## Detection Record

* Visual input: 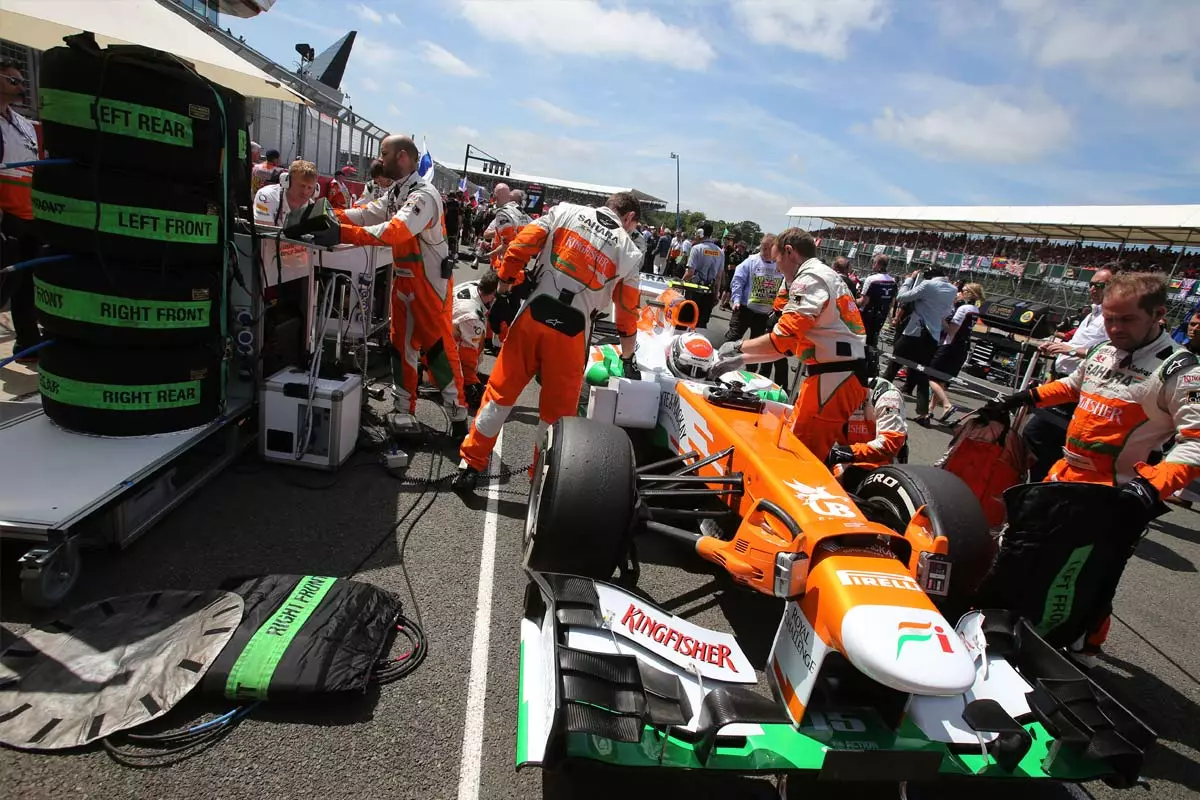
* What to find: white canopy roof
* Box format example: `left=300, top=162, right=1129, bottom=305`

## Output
left=1, top=0, right=306, bottom=104
left=784, top=204, right=1200, bottom=246
left=465, top=168, right=665, bottom=204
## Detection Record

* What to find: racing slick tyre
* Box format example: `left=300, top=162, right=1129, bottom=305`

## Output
left=34, top=257, right=223, bottom=347
left=32, top=165, right=225, bottom=269
left=853, top=465, right=993, bottom=616
left=39, top=339, right=224, bottom=436
left=38, top=43, right=250, bottom=199
left=524, top=417, right=637, bottom=580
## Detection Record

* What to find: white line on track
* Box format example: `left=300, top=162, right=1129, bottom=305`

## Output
left=456, top=430, right=503, bottom=800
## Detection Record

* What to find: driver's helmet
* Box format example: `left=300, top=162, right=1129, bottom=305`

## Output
left=666, top=332, right=716, bottom=380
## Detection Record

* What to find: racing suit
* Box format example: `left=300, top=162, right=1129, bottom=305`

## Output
left=1029, top=330, right=1200, bottom=496
left=768, top=257, right=868, bottom=461
left=326, top=177, right=351, bottom=209
left=485, top=200, right=532, bottom=270
left=846, top=377, right=907, bottom=465
left=452, top=279, right=490, bottom=387
left=459, top=202, right=643, bottom=471
left=858, top=272, right=897, bottom=349
left=355, top=180, right=388, bottom=207
left=335, top=171, right=468, bottom=422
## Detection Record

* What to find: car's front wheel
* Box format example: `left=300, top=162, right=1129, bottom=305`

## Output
left=524, top=417, right=637, bottom=580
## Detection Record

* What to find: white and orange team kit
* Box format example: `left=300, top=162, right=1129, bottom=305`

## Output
left=1030, top=330, right=1200, bottom=495
left=846, top=377, right=907, bottom=465
left=486, top=201, right=532, bottom=269
left=768, top=257, right=869, bottom=460
left=459, top=202, right=643, bottom=471
left=335, top=172, right=468, bottom=423
left=451, top=279, right=489, bottom=386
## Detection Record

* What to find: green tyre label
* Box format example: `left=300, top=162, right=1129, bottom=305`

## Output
left=34, top=276, right=210, bottom=329
left=38, top=367, right=204, bottom=411
left=31, top=190, right=219, bottom=244
left=1037, top=544, right=1094, bottom=635
left=39, top=88, right=195, bottom=147
left=224, top=576, right=338, bottom=700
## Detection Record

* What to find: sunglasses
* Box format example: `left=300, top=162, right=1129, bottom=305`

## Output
left=1090, top=281, right=1107, bottom=289
left=2, top=75, right=26, bottom=87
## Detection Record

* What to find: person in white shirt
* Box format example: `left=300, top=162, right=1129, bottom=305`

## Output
left=1022, top=267, right=1113, bottom=480
left=926, top=283, right=984, bottom=423
left=252, top=160, right=319, bottom=227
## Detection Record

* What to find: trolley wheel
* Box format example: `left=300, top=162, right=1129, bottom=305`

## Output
left=19, top=541, right=82, bottom=608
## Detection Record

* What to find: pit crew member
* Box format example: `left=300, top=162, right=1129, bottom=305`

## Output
left=1021, top=267, right=1113, bottom=481
left=251, top=148, right=282, bottom=194
left=333, top=135, right=468, bottom=438
left=453, top=269, right=500, bottom=410
left=253, top=159, right=319, bottom=226
left=355, top=160, right=393, bottom=207
left=326, top=166, right=355, bottom=209
left=826, top=376, right=908, bottom=467
left=984, top=271, right=1200, bottom=659
left=0, top=57, right=42, bottom=363
left=484, top=185, right=531, bottom=269
left=710, top=228, right=868, bottom=461
left=681, top=222, right=724, bottom=328
left=454, top=192, right=644, bottom=491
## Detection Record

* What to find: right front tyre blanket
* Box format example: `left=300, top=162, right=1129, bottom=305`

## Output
left=39, top=339, right=224, bottom=436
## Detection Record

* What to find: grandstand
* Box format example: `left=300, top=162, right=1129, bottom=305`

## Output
left=785, top=205, right=1200, bottom=326
left=465, top=168, right=666, bottom=212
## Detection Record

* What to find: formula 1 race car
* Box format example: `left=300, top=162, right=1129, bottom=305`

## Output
left=516, top=354, right=1155, bottom=789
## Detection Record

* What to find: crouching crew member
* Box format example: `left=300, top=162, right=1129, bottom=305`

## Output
left=453, top=269, right=500, bottom=411
left=333, top=135, right=469, bottom=438
left=454, top=192, right=645, bottom=491
left=827, top=376, right=908, bottom=467
left=709, top=228, right=868, bottom=461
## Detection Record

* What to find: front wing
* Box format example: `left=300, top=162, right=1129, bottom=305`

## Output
left=517, top=572, right=1154, bottom=784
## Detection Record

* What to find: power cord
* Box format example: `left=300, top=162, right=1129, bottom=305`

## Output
left=102, top=703, right=257, bottom=766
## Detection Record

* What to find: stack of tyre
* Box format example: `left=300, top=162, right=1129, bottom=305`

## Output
left=30, top=43, right=250, bottom=436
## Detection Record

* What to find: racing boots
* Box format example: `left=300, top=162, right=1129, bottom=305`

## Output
left=451, top=463, right=481, bottom=493
left=450, top=418, right=469, bottom=442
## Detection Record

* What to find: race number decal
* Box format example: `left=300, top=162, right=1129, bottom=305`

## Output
left=749, top=273, right=783, bottom=306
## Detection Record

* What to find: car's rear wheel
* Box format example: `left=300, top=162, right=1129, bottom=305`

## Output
left=853, top=465, right=994, bottom=616
left=524, top=417, right=637, bottom=580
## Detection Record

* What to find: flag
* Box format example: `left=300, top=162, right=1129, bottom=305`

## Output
left=418, top=136, right=434, bottom=183
left=458, top=176, right=467, bottom=193
left=474, top=186, right=483, bottom=203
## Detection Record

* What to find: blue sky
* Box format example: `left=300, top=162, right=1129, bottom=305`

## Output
left=227, top=0, right=1200, bottom=229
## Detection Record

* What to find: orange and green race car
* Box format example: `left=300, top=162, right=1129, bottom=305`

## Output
left=515, top=372, right=1155, bottom=791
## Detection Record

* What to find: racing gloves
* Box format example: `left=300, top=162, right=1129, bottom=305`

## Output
left=979, top=387, right=1039, bottom=421
left=1117, top=476, right=1166, bottom=529
left=620, top=356, right=641, bottom=381
left=708, top=341, right=745, bottom=381
left=825, top=443, right=856, bottom=467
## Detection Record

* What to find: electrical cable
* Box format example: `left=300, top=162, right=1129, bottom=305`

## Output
left=102, top=703, right=258, bottom=766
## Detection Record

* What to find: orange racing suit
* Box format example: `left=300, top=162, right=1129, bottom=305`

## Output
left=486, top=201, right=531, bottom=270
left=1029, top=330, right=1200, bottom=496
left=335, top=172, right=467, bottom=421
left=847, top=376, right=907, bottom=465
left=768, top=257, right=868, bottom=460
left=452, top=278, right=490, bottom=385
left=460, top=202, right=643, bottom=471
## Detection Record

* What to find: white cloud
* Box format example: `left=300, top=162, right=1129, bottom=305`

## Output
left=419, top=41, right=481, bottom=77
left=360, top=75, right=381, bottom=92
left=354, top=37, right=401, bottom=67
left=453, top=125, right=481, bottom=140
left=698, top=181, right=795, bottom=230
left=350, top=2, right=382, bottom=23
left=731, top=0, right=890, bottom=59
left=457, top=0, right=715, bottom=71
left=385, top=12, right=402, bottom=25
left=518, top=98, right=597, bottom=127
left=870, top=88, right=1072, bottom=163
left=396, top=81, right=414, bottom=94
left=864, top=74, right=1074, bottom=163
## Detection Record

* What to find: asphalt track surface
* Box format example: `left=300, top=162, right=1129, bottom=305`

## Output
left=2, top=262, right=1198, bottom=800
